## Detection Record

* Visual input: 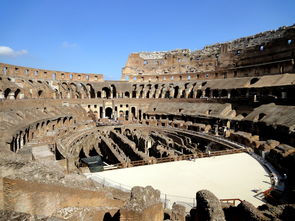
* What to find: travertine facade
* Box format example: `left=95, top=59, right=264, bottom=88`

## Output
left=1, top=24, right=295, bottom=220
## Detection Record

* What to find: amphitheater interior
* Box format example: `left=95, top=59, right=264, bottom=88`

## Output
left=1, top=25, right=295, bottom=221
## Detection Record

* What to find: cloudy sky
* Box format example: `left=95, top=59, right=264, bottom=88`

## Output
left=1, top=0, right=295, bottom=80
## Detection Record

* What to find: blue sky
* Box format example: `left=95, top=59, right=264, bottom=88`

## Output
left=0, top=0, right=294, bottom=80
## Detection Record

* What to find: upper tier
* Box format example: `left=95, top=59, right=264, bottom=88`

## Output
left=0, top=63, right=104, bottom=82
left=122, top=25, right=295, bottom=82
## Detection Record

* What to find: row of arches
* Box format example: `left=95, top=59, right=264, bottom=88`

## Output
left=1, top=76, right=294, bottom=101
left=10, top=116, right=74, bottom=153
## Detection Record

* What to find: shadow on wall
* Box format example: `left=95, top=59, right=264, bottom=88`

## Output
left=103, top=210, right=120, bottom=221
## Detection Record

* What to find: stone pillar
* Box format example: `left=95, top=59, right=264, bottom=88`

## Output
left=8, top=92, right=15, bottom=100
left=112, top=100, right=115, bottom=119
left=102, top=100, right=105, bottom=118
left=0, top=91, right=4, bottom=99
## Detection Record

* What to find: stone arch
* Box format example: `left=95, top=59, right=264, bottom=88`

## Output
left=38, top=90, right=44, bottom=98
left=105, top=107, right=113, bottom=118
left=125, top=91, right=130, bottom=98
left=174, top=86, right=179, bottom=98
left=4, top=88, right=11, bottom=99
left=86, top=84, right=95, bottom=98
left=102, top=87, right=111, bottom=99
left=111, top=84, right=116, bottom=98
left=221, top=89, right=228, bottom=97
left=196, top=90, right=202, bottom=98
left=205, top=88, right=211, bottom=97
left=14, top=89, right=21, bottom=99
left=212, top=89, right=219, bottom=98
left=131, top=107, right=136, bottom=119
left=97, top=91, right=101, bottom=98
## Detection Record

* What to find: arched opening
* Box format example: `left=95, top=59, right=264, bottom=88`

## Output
left=212, top=89, right=219, bottom=98
left=86, top=84, right=95, bottom=98
left=102, top=87, right=111, bottom=99
left=119, top=110, right=124, bottom=118
left=38, top=90, right=43, bottom=97
left=125, top=91, right=130, bottom=98
left=4, top=88, right=11, bottom=98
left=131, top=107, right=136, bottom=119
left=205, top=88, right=211, bottom=97
left=258, top=113, right=266, bottom=121
left=139, top=109, right=142, bottom=121
left=231, top=89, right=239, bottom=98
left=250, top=78, right=260, bottom=85
left=89, top=147, right=99, bottom=156
left=165, top=91, right=170, bottom=98
left=105, top=107, right=113, bottom=119
left=111, top=85, right=116, bottom=98
left=125, top=110, right=129, bottom=120
left=174, top=86, right=179, bottom=98
left=97, top=91, right=101, bottom=98
left=79, top=148, right=87, bottom=159
left=221, top=89, right=228, bottom=97
left=14, top=89, right=21, bottom=99
left=196, top=90, right=202, bottom=98
left=55, top=147, right=65, bottom=160
left=132, top=91, right=136, bottom=98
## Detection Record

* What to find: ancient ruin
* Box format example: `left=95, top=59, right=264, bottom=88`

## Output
left=1, top=24, right=295, bottom=220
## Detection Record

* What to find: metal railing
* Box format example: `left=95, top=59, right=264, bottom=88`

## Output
left=102, top=148, right=248, bottom=171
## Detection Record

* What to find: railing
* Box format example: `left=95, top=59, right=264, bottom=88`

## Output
left=220, top=198, right=243, bottom=206
left=86, top=173, right=247, bottom=211
left=85, top=173, right=196, bottom=210
left=103, top=148, right=248, bottom=171
left=263, top=187, right=274, bottom=198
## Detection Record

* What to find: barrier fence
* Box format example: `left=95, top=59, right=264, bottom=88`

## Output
left=86, top=173, right=196, bottom=210
left=86, top=173, right=246, bottom=211
left=102, top=148, right=249, bottom=171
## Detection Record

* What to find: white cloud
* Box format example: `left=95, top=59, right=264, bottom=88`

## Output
left=62, top=41, right=77, bottom=48
left=0, top=46, right=28, bottom=57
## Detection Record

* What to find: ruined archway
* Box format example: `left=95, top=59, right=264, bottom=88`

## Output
left=102, top=87, right=111, bottom=99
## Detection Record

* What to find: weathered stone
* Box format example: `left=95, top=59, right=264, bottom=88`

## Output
left=171, top=203, right=186, bottom=221
left=194, top=190, right=226, bottom=221
left=236, top=201, right=269, bottom=221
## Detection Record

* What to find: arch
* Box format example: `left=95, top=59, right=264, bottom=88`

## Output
left=131, top=107, right=136, bottom=119
left=4, top=88, right=11, bottom=98
left=111, top=84, right=116, bottom=98
left=196, top=90, right=202, bottom=98
left=165, top=90, right=170, bottom=98
left=119, top=110, right=124, bottom=118
left=212, top=89, right=219, bottom=98
left=220, top=89, right=228, bottom=97
left=105, top=107, right=113, bottom=119
left=97, top=91, right=101, bottom=98
left=125, top=110, right=129, bottom=120
left=205, top=88, right=211, bottom=97
left=250, top=78, right=260, bottom=85
left=231, top=89, right=239, bottom=98
left=132, top=91, right=136, bottom=98
left=174, top=86, right=179, bottom=98
left=125, top=91, right=130, bottom=98
left=86, top=84, right=95, bottom=98
left=38, top=90, right=43, bottom=97
left=14, top=89, right=21, bottom=99
left=89, top=147, right=99, bottom=156
left=102, top=87, right=111, bottom=99
left=258, top=113, right=266, bottom=121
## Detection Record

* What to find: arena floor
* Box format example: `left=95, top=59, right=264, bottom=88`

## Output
left=86, top=153, right=271, bottom=208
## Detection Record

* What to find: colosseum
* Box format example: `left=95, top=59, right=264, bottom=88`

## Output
left=1, top=25, right=295, bottom=220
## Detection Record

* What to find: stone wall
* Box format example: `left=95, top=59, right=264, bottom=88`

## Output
left=122, top=25, right=295, bottom=82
